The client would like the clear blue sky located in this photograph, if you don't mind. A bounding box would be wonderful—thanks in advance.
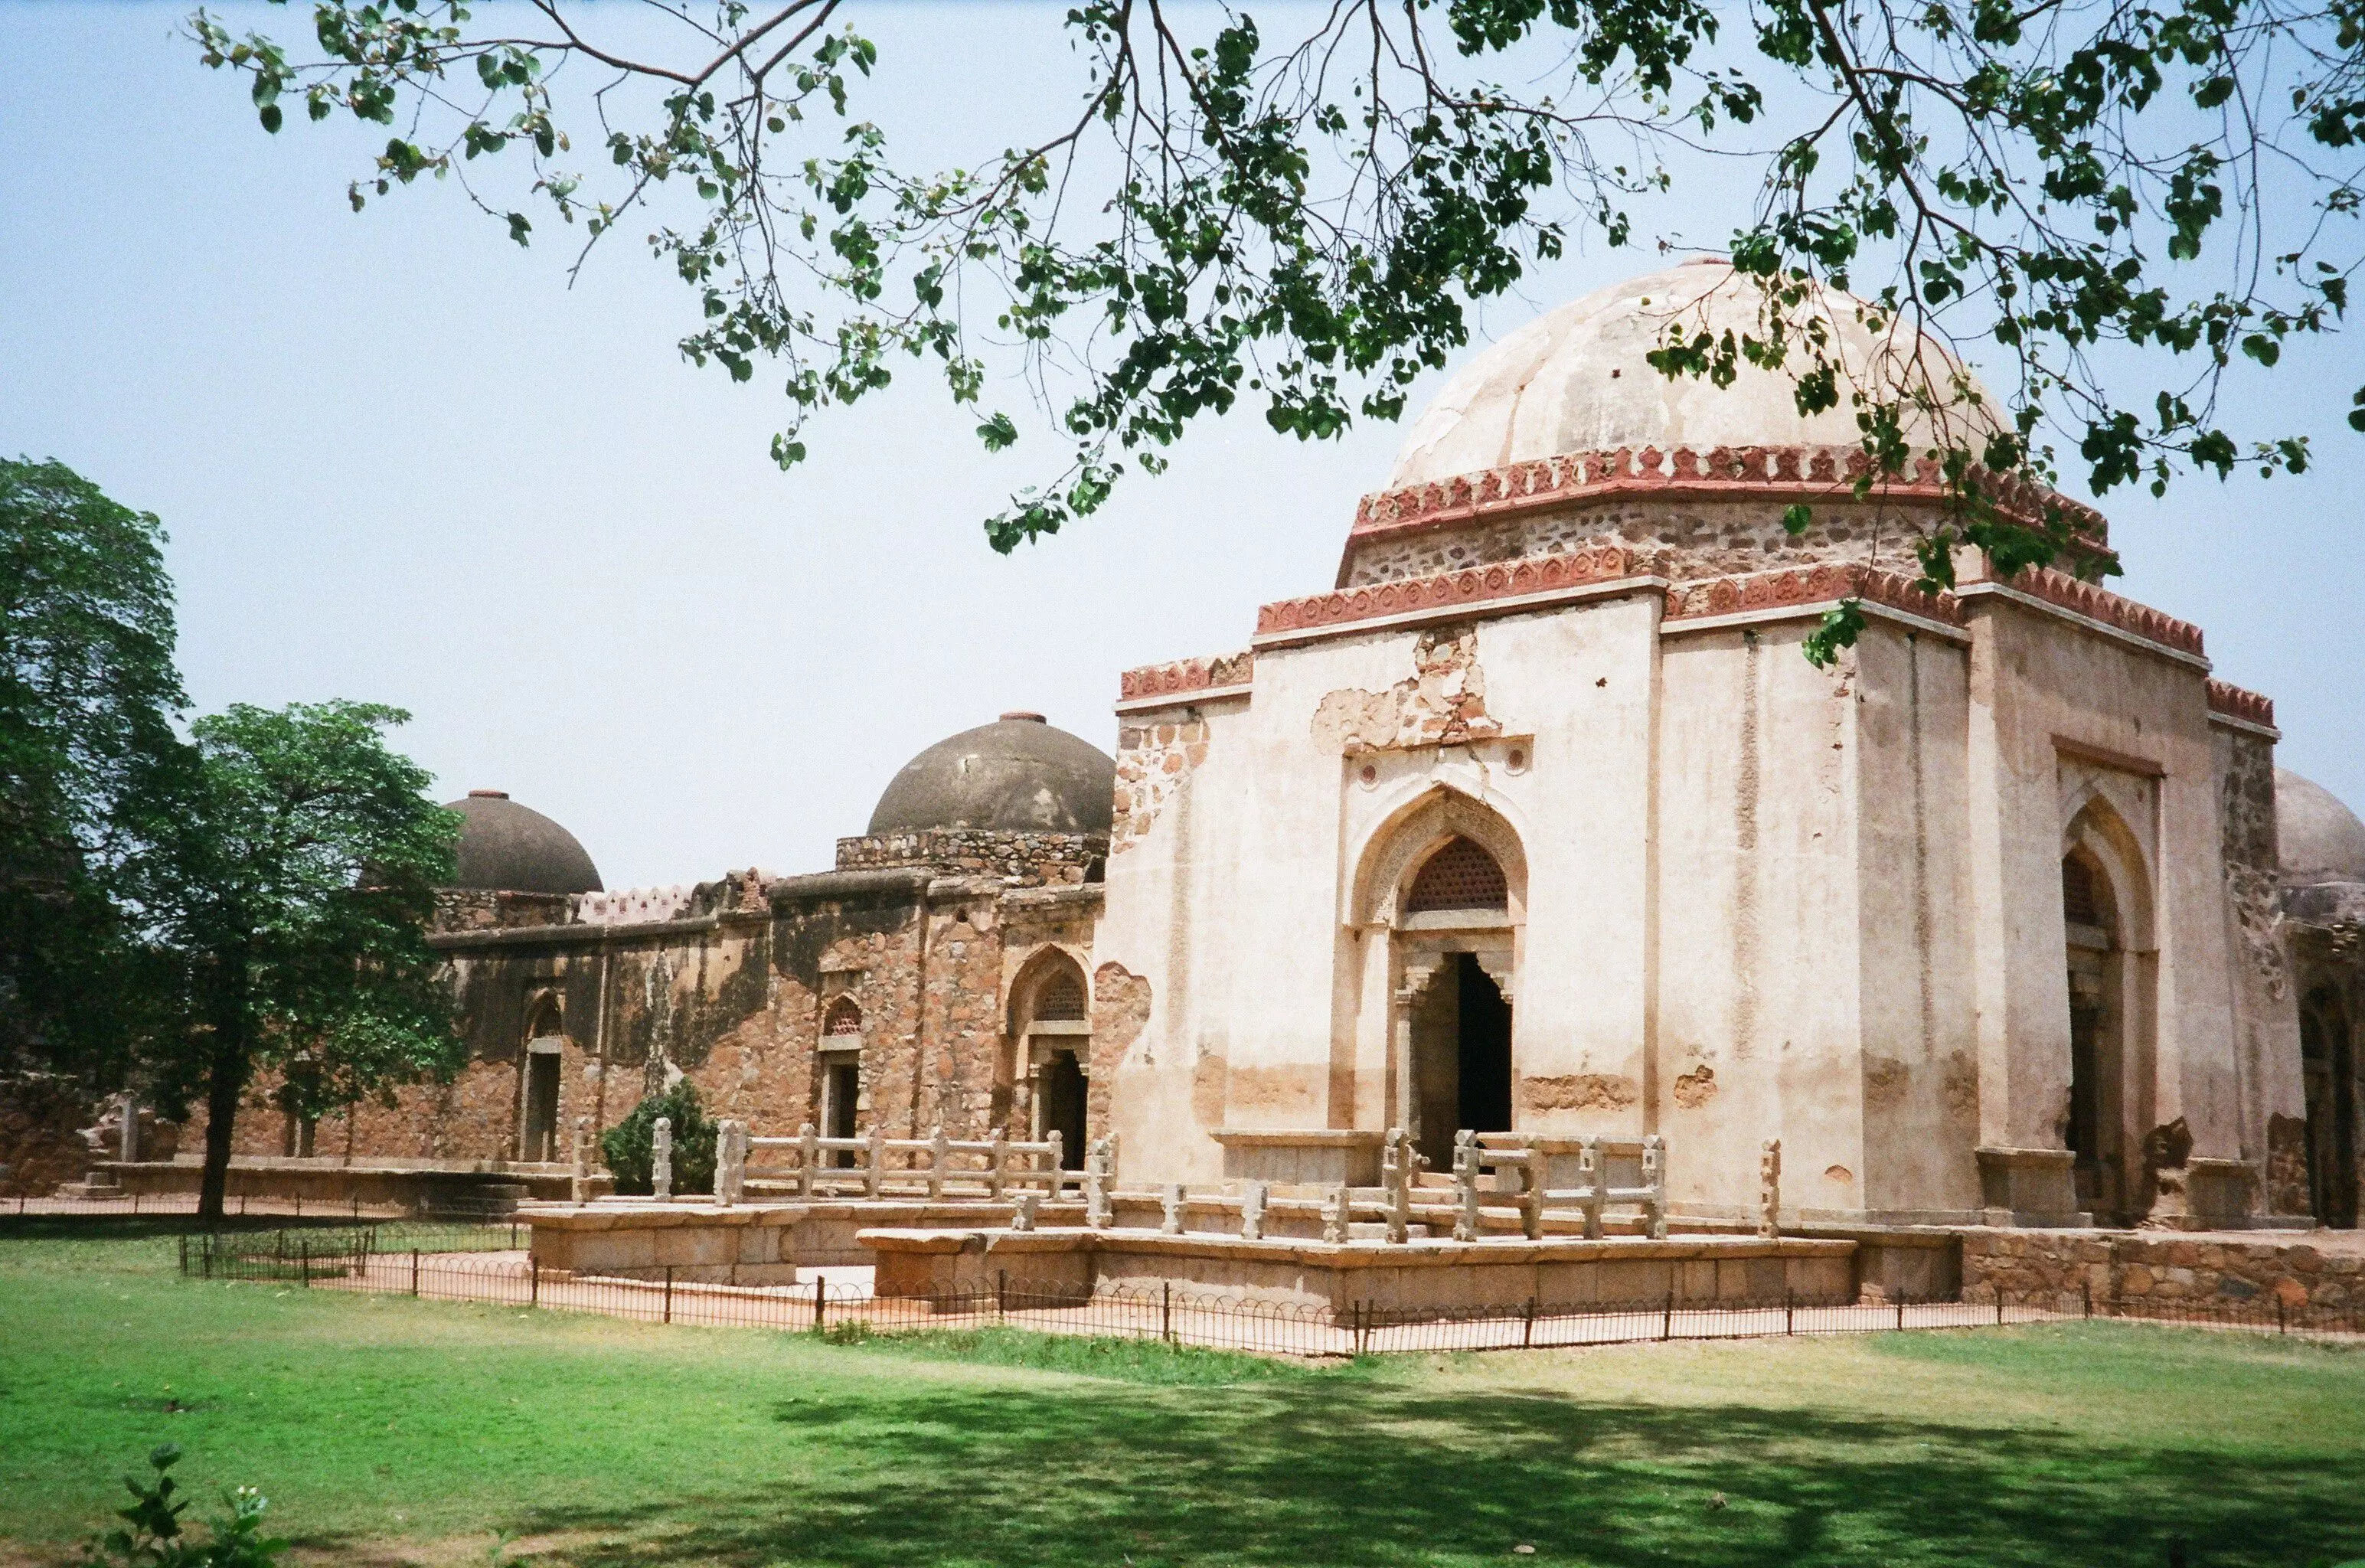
[3,2,2358,890]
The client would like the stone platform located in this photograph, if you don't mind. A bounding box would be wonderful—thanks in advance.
[523,1198,1092,1284]
[858,1226,1857,1313]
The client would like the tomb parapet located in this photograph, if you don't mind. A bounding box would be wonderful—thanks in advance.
[831,827,1107,887]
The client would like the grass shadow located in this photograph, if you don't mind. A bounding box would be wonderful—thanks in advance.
[488,1373,2365,1568]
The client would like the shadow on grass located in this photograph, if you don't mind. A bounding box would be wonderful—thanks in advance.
[485,1375,2363,1568]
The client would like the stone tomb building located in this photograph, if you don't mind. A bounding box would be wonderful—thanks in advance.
[189,260,2361,1232]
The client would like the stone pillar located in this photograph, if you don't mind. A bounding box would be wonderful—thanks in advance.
[652,1116,673,1200]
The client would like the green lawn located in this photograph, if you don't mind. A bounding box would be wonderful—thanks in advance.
[4,1221,2363,1568]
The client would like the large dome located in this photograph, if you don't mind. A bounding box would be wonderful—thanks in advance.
[2277,769,2365,886]
[1388,258,1998,490]
[868,714,1115,835]
[442,790,603,895]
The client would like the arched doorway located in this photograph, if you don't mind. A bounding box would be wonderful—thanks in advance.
[1008,952,1090,1166]
[1353,793,1527,1171]
[2301,989,2358,1227]
[519,996,564,1163]
[2060,795,2156,1224]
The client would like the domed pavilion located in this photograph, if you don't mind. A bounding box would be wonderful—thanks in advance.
[1102,256,2302,1230]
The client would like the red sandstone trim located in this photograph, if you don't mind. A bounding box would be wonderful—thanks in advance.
[1662,562,1965,626]
[1998,567,2204,658]
[1351,445,2109,546]
[2207,679,2275,730]
[1256,543,1650,639]
[1117,650,1256,703]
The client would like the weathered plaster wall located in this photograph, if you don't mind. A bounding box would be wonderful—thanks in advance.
[1960,586,2242,1206]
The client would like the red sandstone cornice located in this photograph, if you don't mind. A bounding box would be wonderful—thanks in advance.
[1663,562,1964,626]
[1988,567,2204,658]
[2207,679,2275,730]
[1118,649,1256,703]
[1257,542,1652,640]
[1348,444,2110,553]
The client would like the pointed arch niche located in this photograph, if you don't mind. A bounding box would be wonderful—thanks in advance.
[1351,789,1528,1170]
[1005,948,1092,1167]
[2060,792,2159,1223]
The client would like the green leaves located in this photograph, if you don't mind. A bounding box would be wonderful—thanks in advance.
[183,0,2358,602]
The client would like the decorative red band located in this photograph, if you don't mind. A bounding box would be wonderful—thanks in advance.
[2004,567,2204,658]
[2207,679,2275,730]
[1351,444,2108,547]
[1663,563,1964,626]
[1256,542,1648,638]
[1119,650,1256,702]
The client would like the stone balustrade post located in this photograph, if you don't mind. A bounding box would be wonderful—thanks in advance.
[1242,1180,1269,1242]
[1577,1135,1605,1240]
[652,1116,673,1200]
[715,1119,747,1207]
[1452,1129,1481,1242]
[1083,1138,1112,1229]
[927,1126,948,1202]
[988,1128,1009,1200]
[1321,1183,1351,1245]
[1642,1134,1668,1240]
[864,1128,885,1199]
[1045,1130,1065,1197]
[796,1122,818,1197]
[1011,1191,1040,1233]
[1759,1138,1782,1239]
[1160,1182,1185,1236]
[1382,1127,1412,1245]
[570,1116,590,1204]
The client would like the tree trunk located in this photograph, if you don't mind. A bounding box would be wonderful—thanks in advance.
[197,1027,248,1226]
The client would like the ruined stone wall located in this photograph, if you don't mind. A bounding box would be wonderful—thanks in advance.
[834,830,1106,887]
[1343,497,1947,589]
[2213,721,2310,1215]
[430,889,573,933]
[1962,1227,2363,1312]
[0,1075,94,1196]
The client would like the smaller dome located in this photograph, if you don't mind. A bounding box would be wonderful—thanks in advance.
[869,716,1115,835]
[443,790,603,895]
[2276,769,2365,885]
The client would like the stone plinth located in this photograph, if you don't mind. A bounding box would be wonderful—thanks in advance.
[857,1226,1857,1314]
[1210,1129,1387,1186]
[1975,1147,2084,1227]
[524,1198,1089,1283]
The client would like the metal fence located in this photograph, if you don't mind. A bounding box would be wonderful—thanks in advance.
[174,1230,2365,1358]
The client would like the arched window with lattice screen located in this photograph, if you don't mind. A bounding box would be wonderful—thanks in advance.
[1406,837,1508,914]
[823,997,863,1038]
[1034,970,1086,1021]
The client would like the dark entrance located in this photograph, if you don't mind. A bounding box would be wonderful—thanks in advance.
[521,1052,560,1162]
[2303,991,2358,1228]
[1456,954,1513,1135]
[824,1059,860,1165]
[1040,1051,1087,1167]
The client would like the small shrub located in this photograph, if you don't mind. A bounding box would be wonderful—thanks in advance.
[86,1444,286,1567]
[600,1083,716,1195]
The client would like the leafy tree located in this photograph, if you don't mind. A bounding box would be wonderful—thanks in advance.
[0,458,185,1083]
[191,0,2360,651]
[601,1080,718,1196]
[125,701,463,1222]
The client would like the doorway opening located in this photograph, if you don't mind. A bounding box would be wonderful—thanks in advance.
[822,1058,860,1165]
[1457,955,1513,1134]
[1410,952,1513,1168]
[522,1052,561,1162]
[1040,1050,1086,1167]
[2062,851,2118,1215]
[2302,990,2358,1227]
